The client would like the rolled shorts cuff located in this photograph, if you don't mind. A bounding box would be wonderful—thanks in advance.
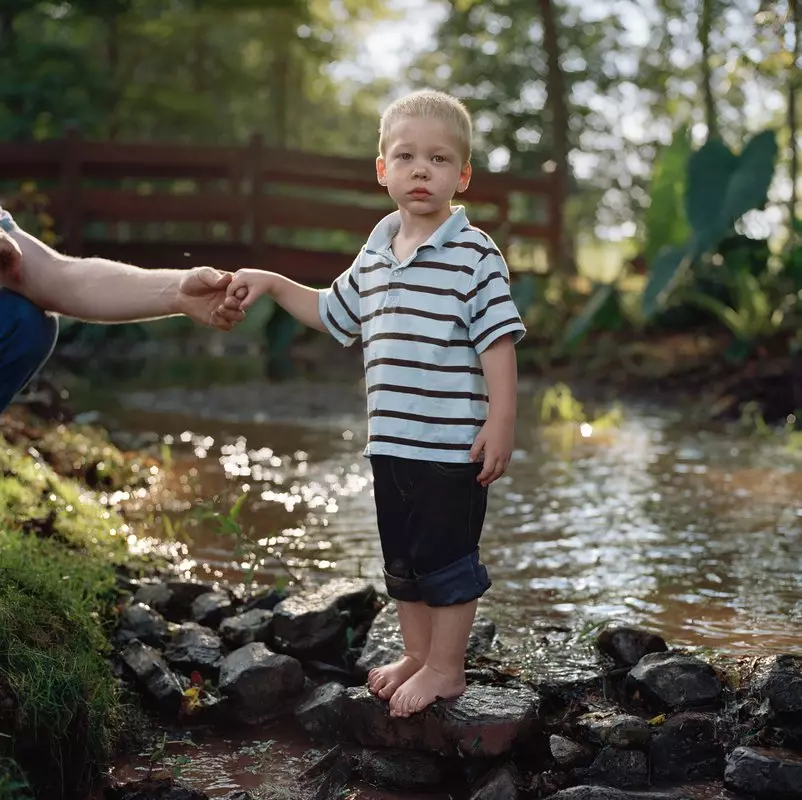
[383,568,423,603]
[418,550,491,607]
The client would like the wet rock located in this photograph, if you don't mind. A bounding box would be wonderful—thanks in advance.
[650,712,724,781]
[295,682,348,740]
[549,789,690,799]
[573,747,649,789]
[597,627,667,667]
[550,735,595,768]
[339,684,539,757]
[104,778,208,799]
[134,581,173,615]
[219,793,255,800]
[133,580,213,622]
[297,745,352,800]
[243,585,288,612]
[356,748,448,789]
[165,580,214,620]
[627,652,722,709]
[190,590,235,629]
[580,713,652,749]
[355,602,495,675]
[219,642,304,724]
[469,765,518,800]
[116,603,170,648]
[164,622,223,679]
[272,578,376,655]
[752,654,802,718]
[724,746,802,798]
[118,640,183,713]
[219,609,273,649]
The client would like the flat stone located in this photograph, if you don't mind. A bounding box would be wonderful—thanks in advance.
[295,682,348,741]
[581,713,652,749]
[164,622,223,679]
[272,578,377,655]
[627,652,722,709]
[650,712,724,781]
[752,654,802,717]
[550,789,691,800]
[190,590,235,629]
[550,735,595,768]
[597,627,667,666]
[355,602,495,675]
[724,745,802,798]
[119,639,183,714]
[356,749,447,790]
[219,642,305,724]
[339,683,539,757]
[116,602,169,648]
[219,608,273,649]
[469,765,518,800]
[573,747,648,789]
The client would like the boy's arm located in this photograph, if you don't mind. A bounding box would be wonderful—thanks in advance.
[2,222,243,329]
[226,254,362,344]
[226,270,326,331]
[471,335,517,485]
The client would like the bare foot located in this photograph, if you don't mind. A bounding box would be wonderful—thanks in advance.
[388,665,466,718]
[367,654,423,700]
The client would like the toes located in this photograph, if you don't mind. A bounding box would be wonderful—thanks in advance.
[377,683,395,700]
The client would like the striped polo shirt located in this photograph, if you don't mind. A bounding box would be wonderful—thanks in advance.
[318,205,526,463]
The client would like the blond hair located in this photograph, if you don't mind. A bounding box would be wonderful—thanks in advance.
[379,90,472,163]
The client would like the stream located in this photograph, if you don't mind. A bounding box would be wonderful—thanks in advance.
[87,373,802,797]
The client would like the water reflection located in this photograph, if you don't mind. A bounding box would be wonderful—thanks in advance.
[108,395,802,660]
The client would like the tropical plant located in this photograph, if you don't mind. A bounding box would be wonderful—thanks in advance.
[563,128,780,346]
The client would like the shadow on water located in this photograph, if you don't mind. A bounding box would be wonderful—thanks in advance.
[79,361,802,798]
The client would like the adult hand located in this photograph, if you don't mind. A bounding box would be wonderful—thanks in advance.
[0,230,22,285]
[176,267,245,331]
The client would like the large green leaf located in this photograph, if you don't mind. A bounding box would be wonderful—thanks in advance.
[562,282,616,347]
[718,130,778,229]
[685,130,778,255]
[685,139,738,252]
[642,246,692,319]
[644,127,692,266]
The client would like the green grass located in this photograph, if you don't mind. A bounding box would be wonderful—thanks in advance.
[0,433,134,798]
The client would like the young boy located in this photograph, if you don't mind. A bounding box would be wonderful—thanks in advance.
[222,91,525,718]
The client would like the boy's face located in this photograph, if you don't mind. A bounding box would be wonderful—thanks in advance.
[376,116,471,218]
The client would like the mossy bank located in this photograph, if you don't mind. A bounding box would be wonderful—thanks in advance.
[0,414,153,800]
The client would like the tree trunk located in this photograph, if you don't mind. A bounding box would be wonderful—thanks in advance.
[699,0,719,141]
[538,0,571,273]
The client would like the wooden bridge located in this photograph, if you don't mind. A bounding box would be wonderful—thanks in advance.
[0,131,564,284]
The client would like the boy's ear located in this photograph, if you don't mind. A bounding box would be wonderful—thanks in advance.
[376,156,387,186]
[457,161,472,194]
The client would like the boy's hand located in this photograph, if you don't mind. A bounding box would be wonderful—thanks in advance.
[224,269,275,313]
[470,416,514,486]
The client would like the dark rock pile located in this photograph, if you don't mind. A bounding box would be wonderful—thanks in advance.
[107,575,802,800]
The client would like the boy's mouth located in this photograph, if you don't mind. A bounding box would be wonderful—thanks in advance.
[408,188,432,199]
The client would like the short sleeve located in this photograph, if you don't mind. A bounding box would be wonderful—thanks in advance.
[467,249,526,353]
[318,250,362,346]
[0,208,17,232]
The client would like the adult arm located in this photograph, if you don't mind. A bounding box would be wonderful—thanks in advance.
[1,225,243,329]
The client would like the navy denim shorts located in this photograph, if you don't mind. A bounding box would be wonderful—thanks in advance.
[370,455,491,607]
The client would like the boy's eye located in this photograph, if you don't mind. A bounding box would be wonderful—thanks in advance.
[398,152,412,160]
[433,155,447,163]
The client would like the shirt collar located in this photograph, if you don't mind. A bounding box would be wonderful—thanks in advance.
[366,205,468,254]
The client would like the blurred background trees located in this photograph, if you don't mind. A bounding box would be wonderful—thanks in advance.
[1,0,800,378]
